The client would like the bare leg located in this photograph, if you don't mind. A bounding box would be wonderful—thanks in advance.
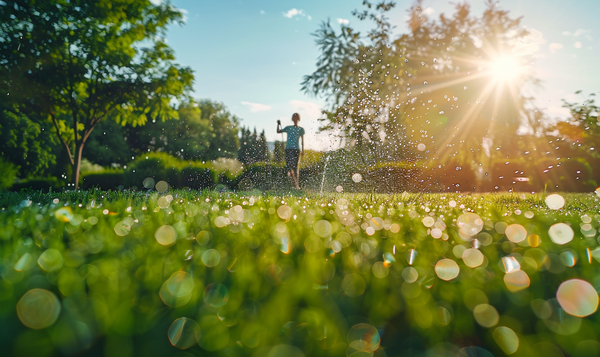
[290,169,300,189]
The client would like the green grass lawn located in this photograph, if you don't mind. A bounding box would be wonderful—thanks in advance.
[1,190,599,357]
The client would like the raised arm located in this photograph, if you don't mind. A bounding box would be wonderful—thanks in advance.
[277,122,282,133]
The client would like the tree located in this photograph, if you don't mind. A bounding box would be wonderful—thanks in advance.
[0,109,57,178]
[0,0,194,188]
[554,92,600,158]
[256,130,270,162]
[197,99,240,160]
[303,0,539,165]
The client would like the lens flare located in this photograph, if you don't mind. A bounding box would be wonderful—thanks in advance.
[168,317,200,349]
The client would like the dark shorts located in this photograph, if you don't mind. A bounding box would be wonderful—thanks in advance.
[285,149,300,172]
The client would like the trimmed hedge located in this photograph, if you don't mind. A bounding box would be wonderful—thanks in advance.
[10,177,60,192]
[82,171,125,190]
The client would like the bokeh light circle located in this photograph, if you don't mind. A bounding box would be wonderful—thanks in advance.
[556,279,599,317]
[402,267,419,283]
[548,223,574,245]
[277,205,293,220]
[202,249,221,267]
[545,194,565,210]
[473,304,499,327]
[167,271,194,297]
[505,224,527,243]
[17,289,61,329]
[493,326,519,354]
[462,248,484,268]
[342,274,366,297]
[204,283,229,307]
[156,180,169,193]
[155,225,177,246]
[168,317,200,349]
[352,173,363,183]
[314,220,332,238]
[457,213,484,237]
[37,249,64,272]
[347,323,380,352]
[504,270,530,292]
[435,259,460,281]
[143,177,155,189]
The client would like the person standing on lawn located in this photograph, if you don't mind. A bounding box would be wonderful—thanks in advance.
[277,113,305,189]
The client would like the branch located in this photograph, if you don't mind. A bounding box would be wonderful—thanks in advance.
[49,111,74,165]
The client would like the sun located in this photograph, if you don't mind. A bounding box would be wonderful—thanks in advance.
[488,55,524,83]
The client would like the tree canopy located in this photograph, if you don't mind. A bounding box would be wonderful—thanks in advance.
[303,0,540,165]
[0,0,194,187]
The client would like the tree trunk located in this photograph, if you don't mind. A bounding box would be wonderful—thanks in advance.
[73,141,85,189]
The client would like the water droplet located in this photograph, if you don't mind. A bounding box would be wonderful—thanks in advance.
[457,213,484,237]
[417,143,426,151]
[462,249,484,268]
[352,173,363,183]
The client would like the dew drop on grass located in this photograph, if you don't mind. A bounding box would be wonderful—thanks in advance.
[17,289,61,329]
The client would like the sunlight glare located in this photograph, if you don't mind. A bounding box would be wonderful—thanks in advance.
[489,56,522,82]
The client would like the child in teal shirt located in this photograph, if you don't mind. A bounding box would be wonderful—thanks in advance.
[277,113,305,189]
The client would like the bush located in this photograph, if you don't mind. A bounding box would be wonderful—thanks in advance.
[363,162,423,193]
[82,171,125,190]
[0,158,18,190]
[10,177,60,192]
[235,163,289,191]
[180,167,216,190]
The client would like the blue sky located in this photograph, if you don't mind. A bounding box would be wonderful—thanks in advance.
[162,0,600,150]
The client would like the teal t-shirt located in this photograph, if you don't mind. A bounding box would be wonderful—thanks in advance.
[281,126,305,150]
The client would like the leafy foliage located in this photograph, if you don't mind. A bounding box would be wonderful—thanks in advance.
[0,0,194,187]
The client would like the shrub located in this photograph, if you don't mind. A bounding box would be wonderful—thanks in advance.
[124,152,180,188]
[0,158,18,190]
[82,171,125,190]
[180,167,216,190]
[10,177,60,192]
[363,162,424,193]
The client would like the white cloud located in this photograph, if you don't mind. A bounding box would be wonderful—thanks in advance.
[307,15,312,21]
[574,41,582,48]
[149,0,162,5]
[260,10,265,15]
[549,43,563,53]
[284,8,303,18]
[573,29,590,37]
[423,7,435,15]
[337,18,349,25]
[241,101,272,112]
